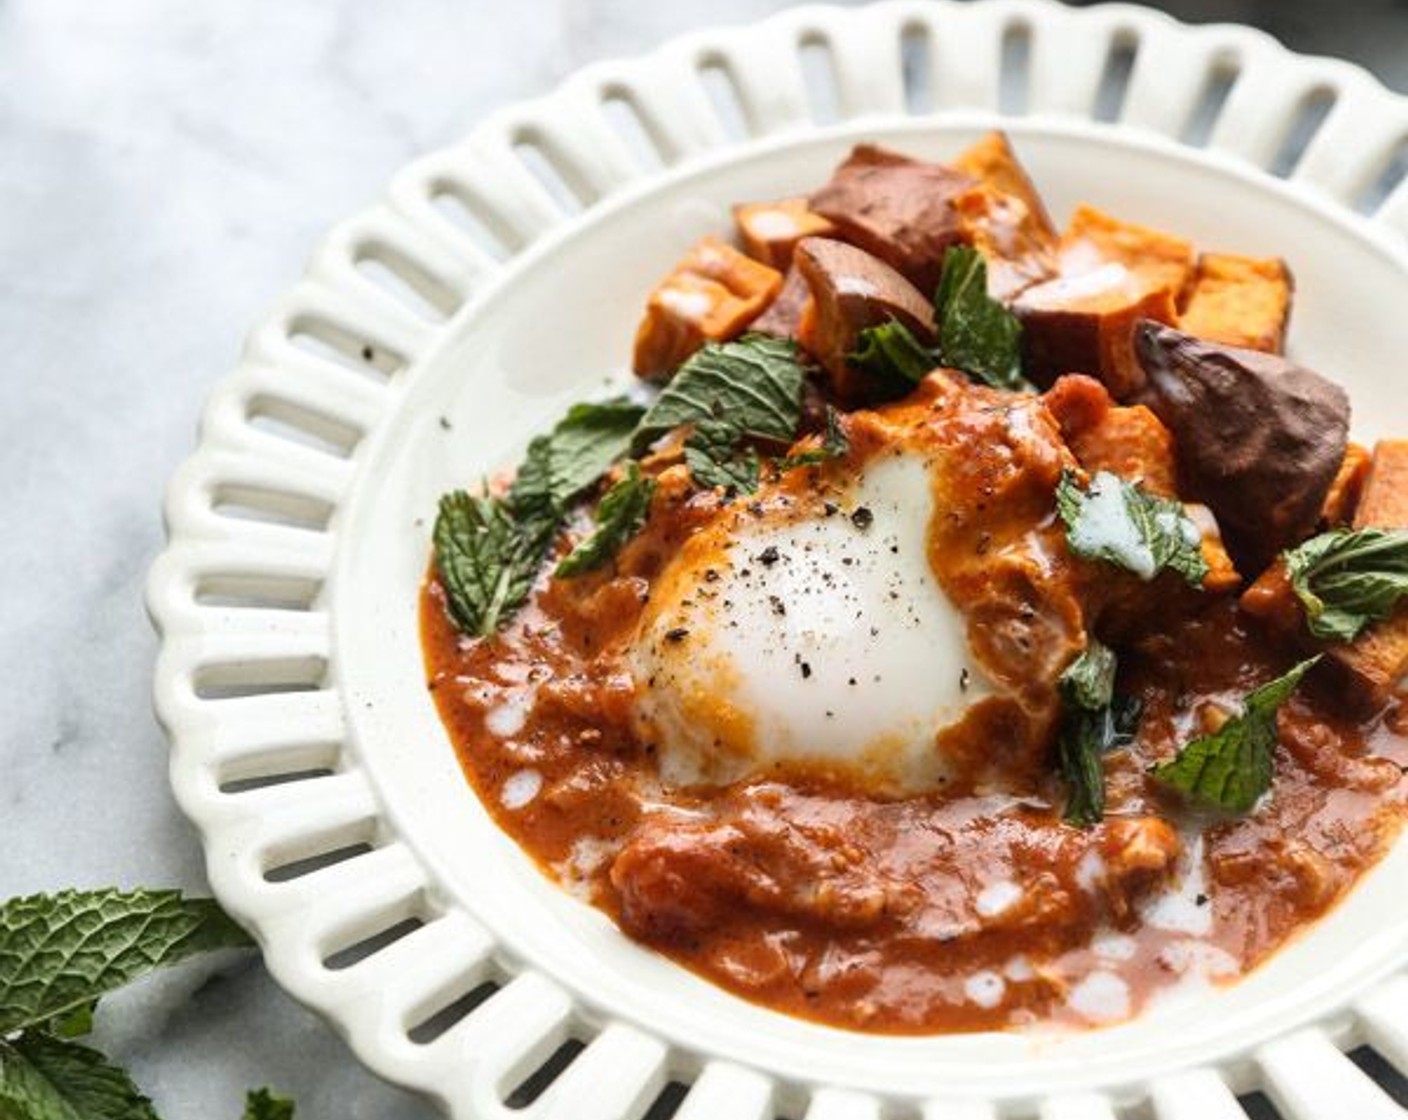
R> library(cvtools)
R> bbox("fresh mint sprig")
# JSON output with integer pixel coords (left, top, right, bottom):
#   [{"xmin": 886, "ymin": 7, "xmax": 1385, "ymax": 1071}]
[
  {"xmin": 0, "ymin": 889, "xmax": 294, "ymax": 1120},
  {"xmin": 1283, "ymin": 527, "xmax": 1408, "ymax": 642}
]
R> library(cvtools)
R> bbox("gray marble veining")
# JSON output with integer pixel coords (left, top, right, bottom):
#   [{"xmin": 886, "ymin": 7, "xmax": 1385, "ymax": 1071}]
[{"xmin": 1, "ymin": 1, "xmax": 1404, "ymax": 1117}]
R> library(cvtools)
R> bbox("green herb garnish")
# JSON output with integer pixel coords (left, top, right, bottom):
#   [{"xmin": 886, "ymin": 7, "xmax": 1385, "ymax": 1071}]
[
  {"xmin": 934, "ymin": 246, "xmax": 1031, "ymax": 392},
  {"xmin": 433, "ymin": 491, "xmax": 543, "ymax": 638},
  {"xmin": 685, "ymin": 417, "xmax": 762, "ymax": 495},
  {"xmin": 1151, "ymin": 657, "xmax": 1320, "ymax": 812},
  {"xmin": 434, "ymin": 398, "xmax": 646, "ymax": 636},
  {"xmin": 1056, "ymin": 469, "xmax": 1208, "ymax": 588},
  {"xmin": 777, "ymin": 407, "xmax": 849, "ymax": 472},
  {"xmin": 848, "ymin": 320, "xmax": 937, "ymax": 386},
  {"xmin": 635, "ymin": 335, "xmax": 807, "ymax": 451},
  {"xmin": 556, "ymin": 463, "xmax": 657, "ymax": 577},
  {"xmin": 1057, "ymin": 640, "xmax": 1139, "ymax": 826},
  {"xmin": 1282, "ymin": 527, "xmax": 1408, "ymax": 642}
]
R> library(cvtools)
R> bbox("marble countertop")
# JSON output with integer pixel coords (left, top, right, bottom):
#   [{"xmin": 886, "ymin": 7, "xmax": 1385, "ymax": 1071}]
[{"xmin": 2, "ymin": 1, "xmax": 1404, "ymax": 1116}]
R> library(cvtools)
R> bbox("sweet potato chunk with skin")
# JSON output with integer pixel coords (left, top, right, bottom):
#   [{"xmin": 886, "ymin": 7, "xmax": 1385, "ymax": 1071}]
[
  {"xmin": 749, "ymin": 264, "xmax": 809, "ymax": 339},
  {"xmin": 632, "ymin": 237, "xmax": 783, "ymax": 379},
  {"xmin": 1016, "ymin": 207, "xmax": 1194, "ymax": 398},
  {"xmin": 950, "ymin": 131, "xmax": 1059, "ymax": 300},
  {"xmin": 808, "ymin": 144, "xmax": 977, "ymax": 294},
  {"xmin": 1134, "ymin": 321, "xmax": 1349, "ymax": 574},
  {"xmin": 1016, "ymin": 266, "xmax": 1179, "ymax": 398},
  {"xmin": 1330, "ymin": 442, "xmax": 1408, "ymax": 706},
  {"xmin": 1179, "ymin": 253, "xmax": 1294, "ymax": 354},
  {"xmin": 733, "ymin": 197, "xmax": 835, "ymax": 270},
  {"xmin": 793, "ymin": 236, "xmax": 938, "ymax": 402}
]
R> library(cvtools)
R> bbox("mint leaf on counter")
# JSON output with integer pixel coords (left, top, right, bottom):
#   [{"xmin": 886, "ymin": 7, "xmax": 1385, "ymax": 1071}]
[
  {"xmin": 635, "ymin": 336, "xmax": 807, "ymax": 450},
  {"xmin": 1056, "ymin": 469, "xmax": 1209, "ymax": 588},
  {"xmin": 556, "ymin": 464, "xmax": 657, "ymax": 578},
  {"xmin": 1152, "ymin": 657, "xmax": 1320, "ymax": 812},
  {"xmin": 241, "ymin": 1087, "xmax": 296, "ymax": 1120},
  {"xmin": 934, "ymin": 246, "xmax": 1031, "ymax": 392},
  {"xmin": 1283, "ymin": 527, "xmax": 1408, "ymax": 642},
  {"xmin": 0, "ymin": 890, "xmax": 249, "ymax": 1036},
  {"xmin": 848, "ymin": 320, "xmax": 937, "ymax": 386},
  {"xmin": 0, "ymin": 1032, "xmax": 160, "ymax": 1120}
]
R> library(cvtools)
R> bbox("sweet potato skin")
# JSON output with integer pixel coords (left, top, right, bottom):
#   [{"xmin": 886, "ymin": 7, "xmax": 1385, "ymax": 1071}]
[
  {"xmin": 1133, "ymin": 320, "xmax": 1349, "ymax": 574},
  {"xmin": 1016, "ymin": 267, "xmax": 1179, "ymax": 399},
  {"xmin": 793, "ymin": 236, "xmax": 937, "ymax": 402},
  {"xmin": 633, "ymin": 237, "xmax": 782, "ymax": 379},
  {"xmin": 808, "ymin": 144, "xmax": 977, "ymax": 294},
  {"xmin": 1014, "ymin": 207, "xmax": 1194, "ymax": 398},
  {"xmin": 1179, "ymin": 253, "xmax": 1294, "ymax": 355},
  {"xmin": 749, "ymin": 264, "xmax": 810, "ymax": 339}
]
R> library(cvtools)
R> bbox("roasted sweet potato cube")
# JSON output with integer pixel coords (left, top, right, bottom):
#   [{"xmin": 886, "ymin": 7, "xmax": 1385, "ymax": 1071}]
[
  {"xmin": 950, "ymin": 131, "xmax": 1058, "ymax": 300},
  {"xmin": 1321, "ymin": 443, "xmax": 1372, "ymax": 527},
  {"xmin": 733, "ymin": 198, "xmax": 836, "ymax": 270},
  {"xmin": 1179, "ymin": 253, "xmax": 1294, "ymax": 354},
  {"xmin": 1015, "ymin": 265, "xmax": 1179, "ymax": 398},
  {"xmin": 632, "ymin": 237, "xmax": 783, "ymax": 379},
  {"xmin": 1059, "ymin": 205, "xmax": 1196, "ymax": 298},
  {"xmin": 1352, "ymin": 441, "xmax": 1408, "ymax": 529},
  {"xmin": 793, "ymin": 236, "xmax": 937, "ymax": 403},
  {"xmin": 1326, "ymin": 441, "xmax": 1408, "ymax": 707},
  {"xmin": 808, "ymin": 144, "xmax": 977, "ymax": 294},
  {"xmin": 1043, "ymin": 374, "xmax": 1179, "ymax": 497}
]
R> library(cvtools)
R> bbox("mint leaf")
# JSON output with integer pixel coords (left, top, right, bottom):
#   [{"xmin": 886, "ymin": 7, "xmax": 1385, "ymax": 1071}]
[
  {"xmin": 556, "ymin": 464, "xmax": 657, "ymax": 578},
  {"xmin": 848, "ymin": 320, "xmax": 937, "ymax": 386},
  {"xmin": 1059, "ymin": 694, "xmax": 1141, "ymax": 827},
  {"xmin": 1283, "ymin": 527, "xmax": 1408, "ymax": 642},
  {"xmin": 436, "ymin": 397, "xmax": 646, "ymax": 637},
  {"xmin": 1057, "ymin": 469, "xmax": 1208, "ymax": 588},
  {"xmin": 47, "ymin": 1002, "xmax": 96, "ymax": 1040},
  {"xmin": 510, "ymin": 399, "xmax": 644, "ymax": 522},
  {"xmin": 1057, "ymin": 641, "xmax": 1138, "ymax": 826},
  {"xmin": 0, "ymin": 1032, "xmax": 160, "ymax": 1120},
  {"xmin": 934, "ymin": 246, "xmax": 1031, "ymax": 392},
  {"xmin": 1059, "ymin": 640, "xmax": 1117, "ymax": 712},
  {"xmin": 684, "ymin": 419, "xmax": 761, "ymax": 495},
  {"xmin": 241, "ymin": 1088, "xmax": 295, "ymax": 1120},
  {"xmin": 1152, "ymin": 657, "xmax": 1320, "ymax": 812},
  {"xmin": 635, "ymin": 336, "xmax": 807, "ymax": 450},
  {"xmin": 0, "ymin": 891, "xmax": 249, "ymax": 1036},
  {"xmin": 433, "ymin": 491, "xmax": 543, "ymax": 638},
  {"xmin": 778, "ymin": 407, "xmax": 850, "ymax": 471}
]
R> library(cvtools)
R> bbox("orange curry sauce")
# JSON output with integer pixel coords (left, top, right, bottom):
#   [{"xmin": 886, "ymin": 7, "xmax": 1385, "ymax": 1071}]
[{"xmin": 421, "ymin": 374, "xmax": 1408, "ymax": 1034}]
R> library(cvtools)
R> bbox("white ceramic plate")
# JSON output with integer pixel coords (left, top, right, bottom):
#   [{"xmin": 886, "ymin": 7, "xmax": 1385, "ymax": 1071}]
[{"xmin": 148, "ymin": 2, "xmax": 1408, "ymax": 1117}]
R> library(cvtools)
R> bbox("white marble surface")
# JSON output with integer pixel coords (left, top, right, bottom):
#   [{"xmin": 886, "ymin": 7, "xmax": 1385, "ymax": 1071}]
[{"xmin": 1, "ymin": 1, "xmax": 1404, "ymax": 1117}]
